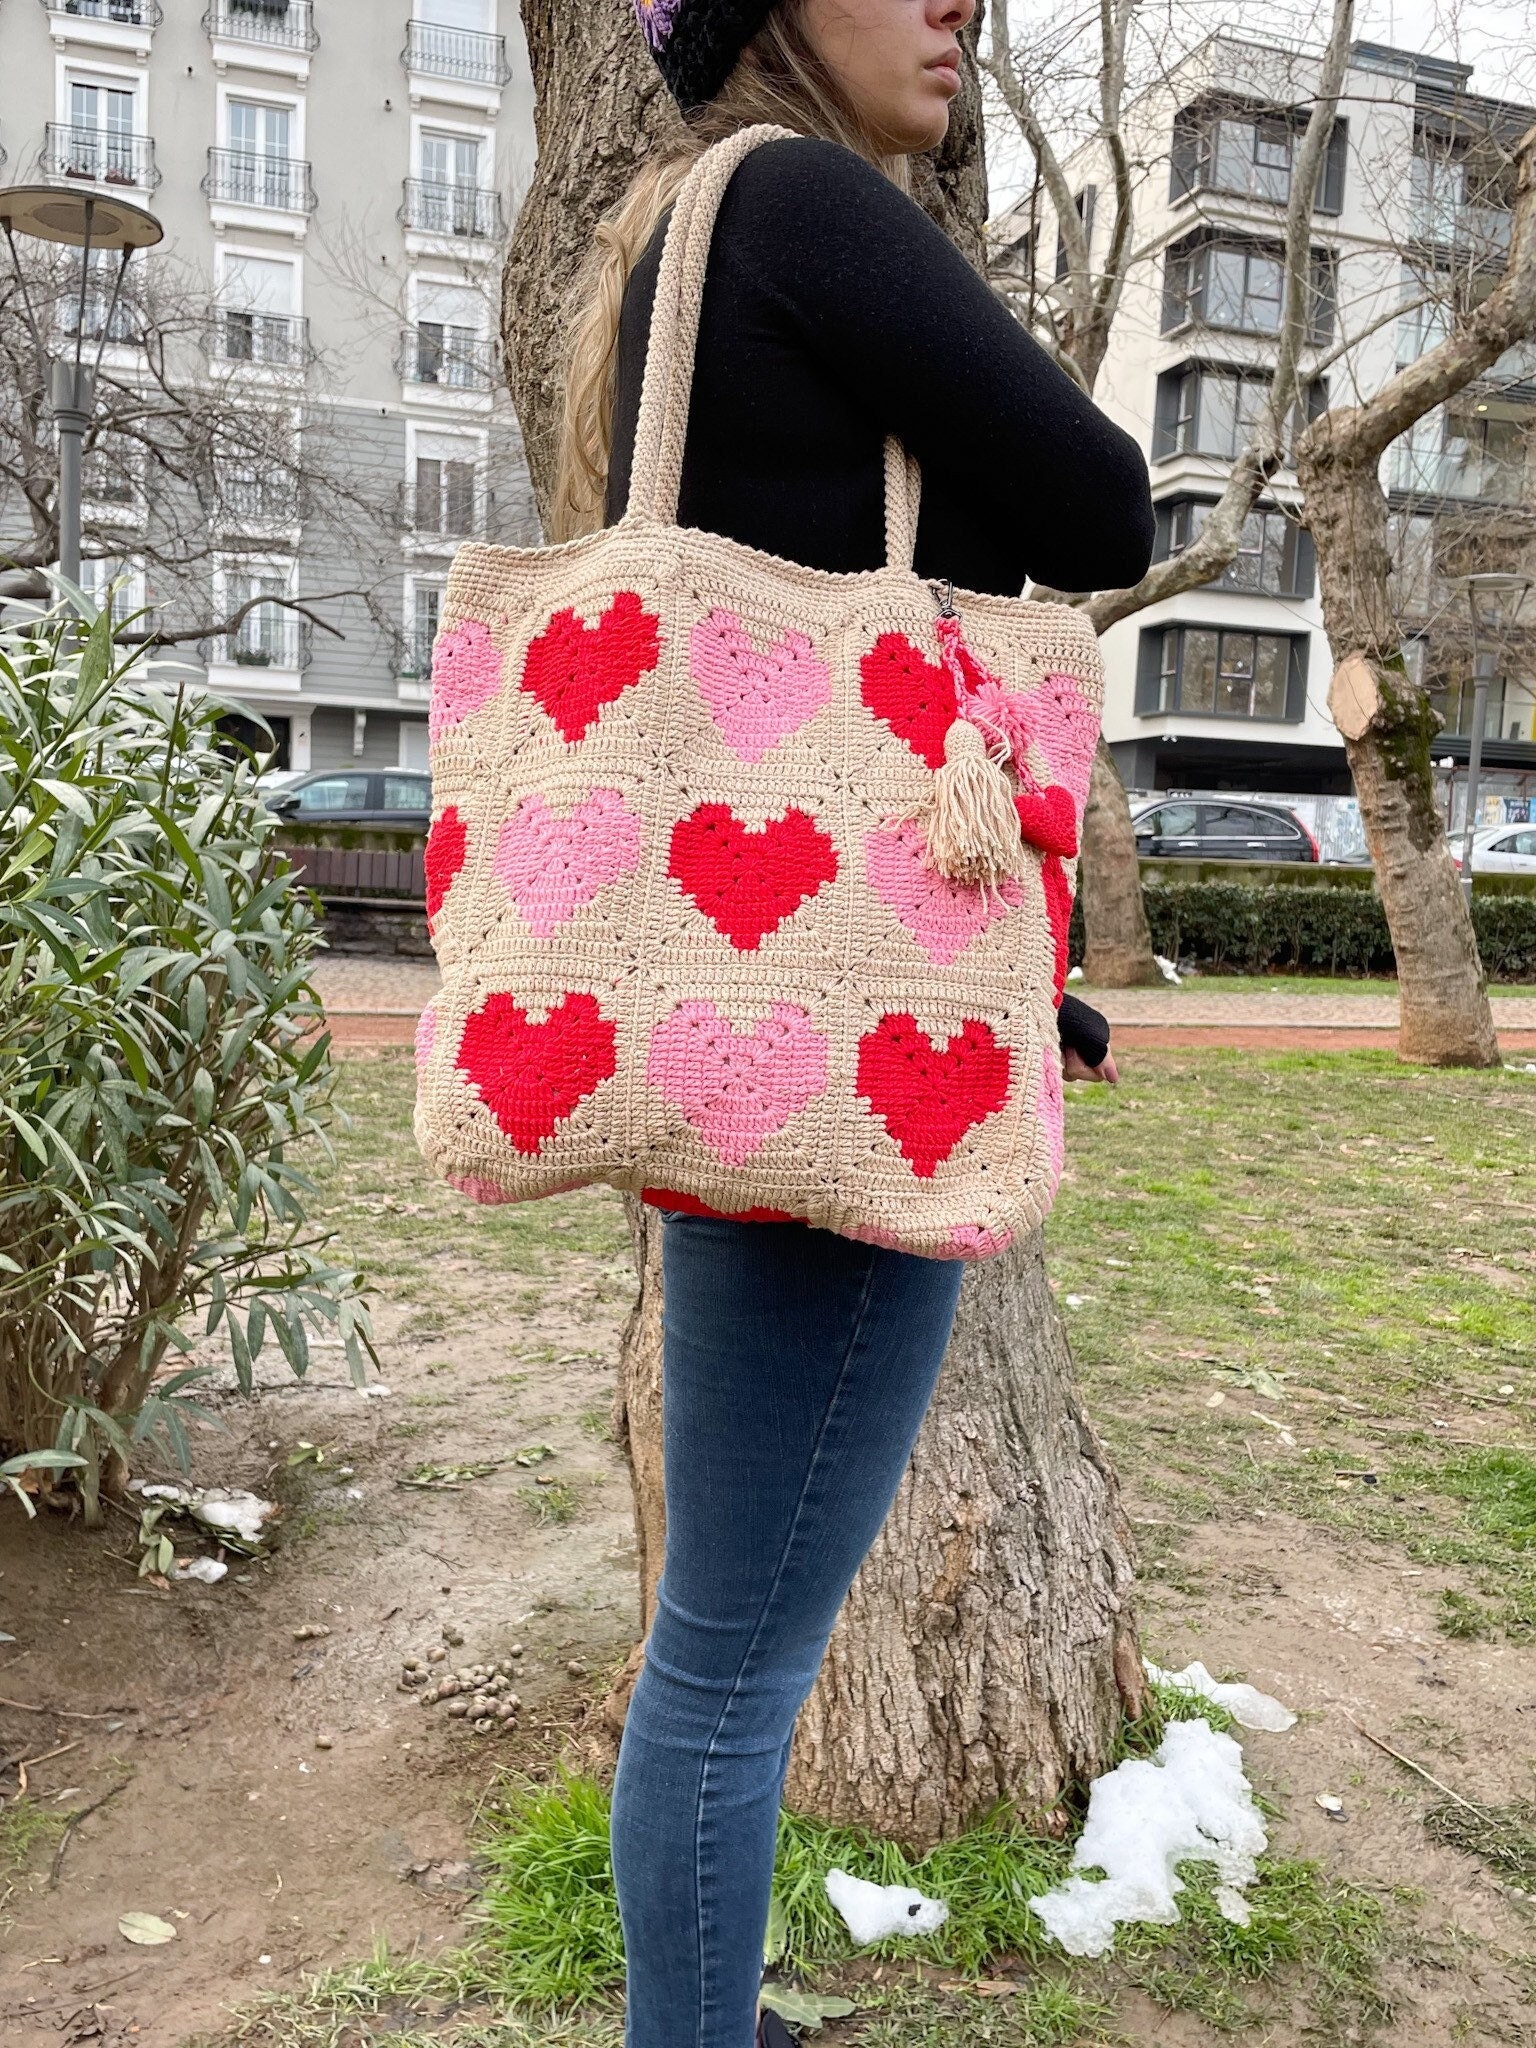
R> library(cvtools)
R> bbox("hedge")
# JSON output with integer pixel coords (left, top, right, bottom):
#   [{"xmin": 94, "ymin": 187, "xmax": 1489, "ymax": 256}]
[{"xmin": 1068, "ymin": 882, "xmax": 1536, "ymax": 980}]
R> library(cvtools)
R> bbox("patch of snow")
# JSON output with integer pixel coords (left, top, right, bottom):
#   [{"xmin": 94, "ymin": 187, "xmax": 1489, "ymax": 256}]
[
  {"xmin": 130, "ymin": 1481, "xmax": 277, "ymax": 1547},
  {"xmin": 1030, "ymin": 1717, "xmax": 1267, "ymax": 1957},
  {"xmin": 1144, "ymin": 1658, "xmax": 1296, "ymax": 1732},
  {"xmin": 173, "ymin": 1556, "xmax": 228, "ymax": 1584},
  {"xmin": 824, "ymin": 1868, "xmax": 949, "ymax": 1942},
  {"xmin": 1154, "ymin": 954, "xmax": 1183, "ymax": 984},
  {"xmin": 1066, "ymin": 965, "xmax": 1085, "ymax": 983}
]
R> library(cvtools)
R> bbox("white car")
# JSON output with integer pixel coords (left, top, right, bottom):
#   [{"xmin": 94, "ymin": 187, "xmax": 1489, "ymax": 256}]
[{"xmin": 1451, "ymin": 824, "xmax": 1536, "ymax": 874}]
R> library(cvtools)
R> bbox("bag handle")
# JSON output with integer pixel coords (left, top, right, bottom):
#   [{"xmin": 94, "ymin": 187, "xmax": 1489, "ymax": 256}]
[{"xmin": 625, "ymin": 124, "xmax": 922, "ymax": 573}]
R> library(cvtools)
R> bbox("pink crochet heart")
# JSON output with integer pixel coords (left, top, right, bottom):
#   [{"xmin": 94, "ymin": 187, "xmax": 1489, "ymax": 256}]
[
  {"xmin": 690, "ymin": 608, "xmax": 832, "ymax": 762},
  {"xmin": 429, "ymin": 619, "xmax": 502, "ymax": 741},
  {"xmin": 1018, "ymin": 670, "xmax": 1098, "ymax": 816},
  {"xmin": 646, "ymin": 1000, "xmax": 829, "ymax": 1166},
  {"xmin": 493, "ymin": 788, "xmax": 643, "ymax": 937},
  {"xmin": 865, "ymin": 822, "xmax": 1023, "ymax": 965}
]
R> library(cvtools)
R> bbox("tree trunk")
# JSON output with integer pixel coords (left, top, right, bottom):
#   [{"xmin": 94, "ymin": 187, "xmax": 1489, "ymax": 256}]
[
  {"xmin": 1298, "ymin": 444, "xmax": 1500, "ymax": 1068},
  {"xmin": 508, "ymin": 0, "xmax": 1143, "ymax": 1835},
  {"xmin": 1078, "ymin": 740, "xmax": 1160, "ymax": 986}
]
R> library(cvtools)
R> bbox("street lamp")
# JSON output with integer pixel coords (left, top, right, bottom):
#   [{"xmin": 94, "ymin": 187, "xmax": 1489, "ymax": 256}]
[
  {"xmin": 0, "ymin": 183, "xmax": 162, "ymax": 592},
  {"xmin": 1448, "ymin": 571, "xmax": 1532, "ymax": 901}
]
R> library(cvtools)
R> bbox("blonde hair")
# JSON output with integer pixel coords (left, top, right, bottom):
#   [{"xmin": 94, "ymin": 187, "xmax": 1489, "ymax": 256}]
[{"xmin": 549, "ymin": 2, "xmax": 908, "ymax": 543}]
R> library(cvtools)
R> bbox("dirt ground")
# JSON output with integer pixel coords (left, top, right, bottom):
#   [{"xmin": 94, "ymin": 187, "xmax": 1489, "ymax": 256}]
[
  {"xmin": 2, "ymin": 1050, "xmax": 1533, "ymax": 2047},
  {"xmin": 0, "ymin": 1197, "xmax": 640, "ymax": 2048}
]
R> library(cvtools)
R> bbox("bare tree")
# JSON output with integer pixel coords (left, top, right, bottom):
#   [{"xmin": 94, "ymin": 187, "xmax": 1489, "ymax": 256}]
[
  {"xmin": 1295, "ymin": 117, "xmax": 1536, "ymax": 1064},
  {"xmin": 505, "ymin": 0, "xmax": 1143, "ymax": 1847},
  {"xmin": 982, "ymin": 0, "xmax": 1355, "ymax": 983}
]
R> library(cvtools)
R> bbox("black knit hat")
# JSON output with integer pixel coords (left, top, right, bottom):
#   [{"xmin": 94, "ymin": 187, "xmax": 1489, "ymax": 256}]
[{"xmin": 633, "ymin": 0, "xmax": 778, "ymax": 111}]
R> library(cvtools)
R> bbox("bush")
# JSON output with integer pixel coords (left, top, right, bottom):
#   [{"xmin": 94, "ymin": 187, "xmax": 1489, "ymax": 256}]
[
  {"xmin": 0, "ymin": 606, "xmax": 373, "ymax": 1523},
  {"xmin": 1068, "ymin": 878, "xmax": 1536, "ymax": 979}
]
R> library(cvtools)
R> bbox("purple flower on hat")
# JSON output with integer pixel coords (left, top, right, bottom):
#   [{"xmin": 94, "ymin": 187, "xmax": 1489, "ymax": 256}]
[{"xmin": 634, "ymin": 0, "xmax": 682, "ymax": 51}]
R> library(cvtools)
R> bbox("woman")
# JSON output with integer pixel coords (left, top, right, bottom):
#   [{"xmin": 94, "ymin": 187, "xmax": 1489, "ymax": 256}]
[{"xmin": 552, "ymin": 4, "xmax": 1154, "ymax": 2043}]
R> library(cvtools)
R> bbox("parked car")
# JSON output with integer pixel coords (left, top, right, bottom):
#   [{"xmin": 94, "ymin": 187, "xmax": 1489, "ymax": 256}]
[
  {"xmin": 1450, "ymin": 823, "xmax": 1536, "ymax": 875},
  {"xmin": 261, "ymin": 769, "xmax": 432, "ymax": 829},
  {"xmin": 1131, "ymin": 799, "xmax": 1320, "ymax": 863}
]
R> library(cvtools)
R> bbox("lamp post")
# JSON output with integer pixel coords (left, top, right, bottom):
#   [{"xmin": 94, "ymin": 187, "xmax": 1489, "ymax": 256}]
[
  {"xmin": 0, "ymin": 184, "xmax": 162, "ymax": 593},
  {"xmin": 1448, "ymin": 572, "xmax": 1532, "ymax": 902}
]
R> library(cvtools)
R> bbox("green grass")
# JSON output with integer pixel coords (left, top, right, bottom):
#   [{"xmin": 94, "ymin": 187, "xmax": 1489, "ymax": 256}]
[
  {"xmin": 0, "ymin": 1794, "xmax": 67, "ymax": 1874},
  {"xmin": 307, "ymin": 1051, "xmax": 630, "ymax": 1304},
  {"xmin": 1046, "ymin": 1049, "xmax": 1536, "ymax": 1631},
  {"xmin": 1074, "ymin": 974, "xmax": 1531, "ymax": 997}
]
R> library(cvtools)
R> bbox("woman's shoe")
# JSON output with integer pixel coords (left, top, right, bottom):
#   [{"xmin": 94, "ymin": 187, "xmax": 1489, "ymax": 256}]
[{"xmin": 757, "ymin": 2007, "xmax": 797, "ymax": 2048}]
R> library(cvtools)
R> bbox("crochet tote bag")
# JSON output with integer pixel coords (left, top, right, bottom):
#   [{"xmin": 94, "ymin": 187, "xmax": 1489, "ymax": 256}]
[{"xmin": 414, "ymin": 124, "xmax": 1104, "ymax": 1260}]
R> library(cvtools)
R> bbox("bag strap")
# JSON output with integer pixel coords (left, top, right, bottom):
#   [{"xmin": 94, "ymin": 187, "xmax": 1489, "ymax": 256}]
[{"xmin": 625, "ymin": 123, "xmax": 922, "ymax": 574}]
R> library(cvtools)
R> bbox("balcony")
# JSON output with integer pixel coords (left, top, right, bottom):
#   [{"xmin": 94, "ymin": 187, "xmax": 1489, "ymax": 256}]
[
  {"xmin": 399, "ymin": 323, "xmax": 494, "ymax": 393},
  {"xmin": 1408, "ymin": 195, "xmax": 1511, "ymax": 261},
  {"xmin": 400, "ymin": 177, "xmax": 503, "ymax": 244},
  {"xmin": 61, "ymin": 290, "xmax": 140, "ymax": 347},
  {"xmin": 207, "ymin": 306, "xmax": 310, "ymax": 368},
  {"xmin": 219, "ymin": 604, "xmax": 310, "ymax": 676},
  {"xmin": 1388, "ymin": 441, "xmax": 1524, "ymax": 505},
  {"xmin": 43, "ymin": 122, "xmax": 158, "ymax": 191},
  {"xmin": 204, "ymin": 145, "xmax": 316, "ymax": 219},
  {"xmin": 403, "ymin": 19, "xmax": 510, "ymax": 87},
  {"xmin": 218, "ymin": 473, "xmax": 301, "ymax": 535},
  {"xmin": 203, "ymin": 0, "xmax": 316, "ymax": 48},
  {"xmin": 46, "ymin": 0, "xmax": 161, "ymax": 20},
  {"xmin": 42, "ymin": 0, "xmax": 161, "ymax": 54}
]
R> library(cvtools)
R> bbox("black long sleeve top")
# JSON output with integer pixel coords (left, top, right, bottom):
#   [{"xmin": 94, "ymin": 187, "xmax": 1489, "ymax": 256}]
[{"xmin": 606, "ymin": 136, "xmax": 1153, "ymax": 1068}]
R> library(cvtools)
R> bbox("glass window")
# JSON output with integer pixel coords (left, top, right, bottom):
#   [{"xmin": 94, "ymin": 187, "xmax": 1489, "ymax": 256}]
[
  {"xmin": 1153, "ymin": 628, "xmax": 1301, "ymax": 721},
  {"xmin": 1139, "ymin": 803, "xmax": 1201, "ymax": 836},
  {"xmin": 1200, "ymin": 806, "xmax": 1259, "ymax": 840},
  {"xmin": 294, "ymin": 774, "xmax": 369, "ymax": 813},
  {"xmin": 381, "ymin": 775, "xmax": 432, "ymax": 811},
  {"xmin": 1511, "ymin": 831, "xmax": 1536, "ymax": 856}
]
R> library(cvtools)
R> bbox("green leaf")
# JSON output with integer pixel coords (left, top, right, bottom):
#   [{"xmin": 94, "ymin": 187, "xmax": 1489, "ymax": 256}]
[
  {"xmin": 118, "ymin": 1912, "xmax": 178, "ymax": 1946},
  {"xmin": 191, "ymin": 1068, "xmax": 215, "ymax": 1127},
  {"xmin": 0, "ymin": 1449, "xmax": 88, "ymax": 1475},
  {"xmin": 758, "ymin": 1988, "xmax": 856, "ymax": 2030},
  {"xmin": 763, "ymin": 1892, "xmax": 789, "ymax": 1965}
]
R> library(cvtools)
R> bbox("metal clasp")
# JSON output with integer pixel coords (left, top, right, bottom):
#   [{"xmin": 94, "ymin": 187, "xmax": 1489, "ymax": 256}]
[{"xmin": 931, "ymin": 577, "xmax": 956, "ymax": 619}]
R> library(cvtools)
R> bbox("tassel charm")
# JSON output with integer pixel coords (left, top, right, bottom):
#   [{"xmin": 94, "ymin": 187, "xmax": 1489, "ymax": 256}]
[
  {"xmin": 921, "ymin": 717, "xmax": 1027, "ymax": 886},
  {"xmin": 913, "ymin": 610, "xmax": 1028, "ymax": 886}
]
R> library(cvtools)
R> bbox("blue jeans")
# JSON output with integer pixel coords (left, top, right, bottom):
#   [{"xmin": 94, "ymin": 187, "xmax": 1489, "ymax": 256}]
[{"xmin": 610, "ymin": 1214, "xmax": 964, "ymax": 2048}]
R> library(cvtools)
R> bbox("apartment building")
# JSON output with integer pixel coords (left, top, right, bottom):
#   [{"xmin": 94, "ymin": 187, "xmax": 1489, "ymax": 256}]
[
  {"xmin": 996, "ymin": 36, "xmax": 1536, "ymax": 817},
  {"xmin": 0, "ymin": 0, "xmax": 539, "ymax": 773}
]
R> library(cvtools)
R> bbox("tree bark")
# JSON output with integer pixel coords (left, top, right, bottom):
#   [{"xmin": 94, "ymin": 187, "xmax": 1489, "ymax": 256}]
[
  {"xmin": 1293, "ymin": 115, "xmax": 1536, "ymax": 1068},
  {"xmin": 1297, "ymin": 446, "xmax": 1500, "ymax": 1066},
  {"xmin": 1078, "ymin": 741, "xmax": 1160, "ymax": 986},
  {"xmin": 508, "ymin": 0, "xmax": 1142, "ymax": 1839}
]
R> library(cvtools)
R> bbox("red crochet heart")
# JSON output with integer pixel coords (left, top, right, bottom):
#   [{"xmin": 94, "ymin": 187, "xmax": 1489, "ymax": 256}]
[
  {"xmin": 519, "ymin": 590, "xmax": 662, "ymax": 743},
  {"xmin": 1041, "ymin": 853, "xmax": 1074, "ymax": 1002},
  {"xmin": 668, "ymin": 804, "xmax": 838, "ymax": 951},
  {"xmin": 856, "ymin": 1014, "xmax": 1012, "ymax": 1178},
  {"xmin": 1014, "ymin": 784, "xmax": 1079, "ymax": 860},
  {"xmin": 859, "ymin": 632, "xmax": 957, "ymax": 769},
  {"xmin": 424, "ymin": 804, "xmax": 468, "ymax": 927},
  {"xmin": 456, "ymin": 991, "xmax": 617, "ymax": 1157}
]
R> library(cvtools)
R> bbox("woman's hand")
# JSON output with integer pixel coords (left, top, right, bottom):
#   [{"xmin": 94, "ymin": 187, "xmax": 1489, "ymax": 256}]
[{"xmin": 1062, "ymin": 1047, "xmax": 1118, "ymax": 1085}]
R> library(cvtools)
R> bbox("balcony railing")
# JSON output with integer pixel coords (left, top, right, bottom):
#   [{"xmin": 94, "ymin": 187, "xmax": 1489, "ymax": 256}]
[
  {"xmin": 202, "ymin": 0, "xmax": 317, "ymax": 49},
  {"xmin": 223, "ymin": 606, "xmax": 310, "ymax": 671},
  {"xmin": 208, "ymin": 306, "xmax": 310, "ymax": 367},
  {"xmin": 204, "ymin": 146, "xmax": 316, "ymax": 213},
  {"xmin": 43, "ymin": 122, "xmax": 158, "ymax": 190},
  {"xmin": 45, "ymin": 1, "xmax": 163, "ymax": 25},
  {"xmin": 400, "ymin": 177, "xmax": 503, "ymax": 241},
  {"xmin": 61, "ymin": 290, "xmax": 140, "ymax": 346},
  {"xmin": 219, "ymin": 475, "xmax": 301, "ymax": 531},
  {"xmin": 403, "ymin": 19, "xmax": 510, "ymax": 85},
  {"xmin": 398, "ymin": 323, "xmax": 494, "ymax": 391},
  {"xmin": 1408, "ymin": 195, "xmax": 1512, "ymax": 257}
]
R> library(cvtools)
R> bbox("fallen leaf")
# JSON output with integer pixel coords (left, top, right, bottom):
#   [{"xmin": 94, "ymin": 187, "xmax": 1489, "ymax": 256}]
[{"xmin": 119, "ymin": 1911, "xmax": 177, "ymax": 1945}]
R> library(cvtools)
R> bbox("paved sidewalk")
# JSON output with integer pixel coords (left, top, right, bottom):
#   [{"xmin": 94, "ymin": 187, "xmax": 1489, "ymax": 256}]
[{"xmin": 308, "ymin": 954, "xmax": 1536, "ymax": 1053}]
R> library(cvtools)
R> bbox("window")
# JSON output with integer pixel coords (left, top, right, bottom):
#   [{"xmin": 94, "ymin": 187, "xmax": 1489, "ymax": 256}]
[
  {"xmin": 413, "ymin": 320, "xmax": 485, "ymax": 386},
  {"xmin": 59, "ymin": 247, "xmax": 139, "ymax": 345},
  {"xmin": 1163, "ymin": 238, "xmax": 1334, "ymax": 342},
  {"xmin": 1153, "ymin": 366, "xmax": 1270, "ymax": 460},
  {"xmin": 1171, "ymin": 103, "xmax": 1347, "ymax": 213},
  {"xmin": 62, "ymin": 81, "xmax": 138, "ymax": 182},
  {"xmin": 293, "ymin": 774, "xmax": 369, "ymax": 814},
  {"xmin": 1054, "ymin": 187, "xmax": 1096, "ymax": 281},
  {"xmin": 1154, "ymin": 498, "xmax": 1314, "ymax": 597},
  {"xmin": 1134, "ymin": 802, "xmax": 1200, "ymax": 838},
  {"xmin": 224, "ymin": 568, "xmax": 300, "ymax": 667},
  {"xmin": 1136, "ymin": 625, "xmax": 1306, "ymax": 720},
  {"xmin": 381, "ymin": 774, "xmax": 432, "ymax": 812},
  {"xmin": 1202, "ymin": 805, "xmax": 1301, "ymax": 843},
  {"xmin": 413, "ymin": 453, "xmax": 477, "ymax": 535},
  {"xmin": 1410, "ymin": 133, "xmax": 1513, "ymax": 256},
  {"xmin": 1389, "ymin": 402, "xmax": 1528, "ymax": 502},
  {"xmin": 1430, "ymin": 672, "xmax": 1506, "ymax": 740},
  {"xmin": 407, "ymin": 581, "xmax": 441, "ymax": 674},
  {"xmin": 215, "ymin": 253, "xmax": 304, "ymax": 364}
]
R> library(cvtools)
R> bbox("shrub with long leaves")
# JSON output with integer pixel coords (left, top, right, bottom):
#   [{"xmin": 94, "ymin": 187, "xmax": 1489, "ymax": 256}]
[{"xmin": 0, "ymin": 604, "xmax": 373, "ymax": 1523}]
